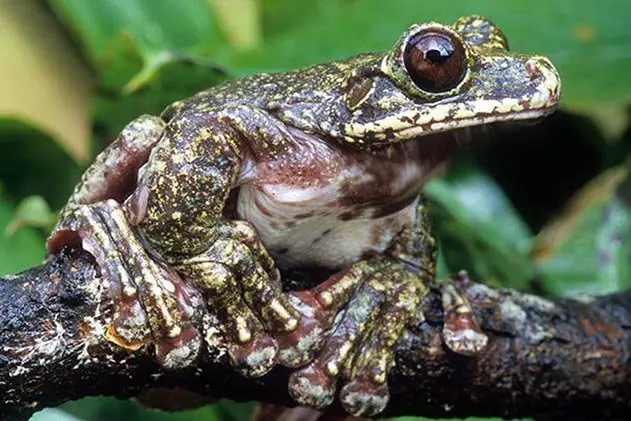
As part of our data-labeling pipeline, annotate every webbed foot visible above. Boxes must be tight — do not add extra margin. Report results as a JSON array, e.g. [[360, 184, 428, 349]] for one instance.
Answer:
[[287, 260, 488, 417]]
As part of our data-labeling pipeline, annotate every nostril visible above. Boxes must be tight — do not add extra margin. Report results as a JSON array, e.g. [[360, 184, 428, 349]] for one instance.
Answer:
[[525, 59, 540, 79]]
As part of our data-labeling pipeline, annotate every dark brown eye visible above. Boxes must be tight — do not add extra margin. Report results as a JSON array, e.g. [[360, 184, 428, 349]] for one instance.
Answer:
[[403, 30, 467, 93]]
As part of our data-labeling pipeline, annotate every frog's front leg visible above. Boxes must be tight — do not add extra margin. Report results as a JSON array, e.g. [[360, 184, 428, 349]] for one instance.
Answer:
[[50, 108, 323, 377], [134, 109, 332, 376], [287, 197, 488, 417], [51, 199, 202, 368]]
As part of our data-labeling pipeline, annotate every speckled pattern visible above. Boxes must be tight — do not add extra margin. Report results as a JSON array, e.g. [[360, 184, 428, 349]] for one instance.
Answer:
[[46, 15, 560, 417]]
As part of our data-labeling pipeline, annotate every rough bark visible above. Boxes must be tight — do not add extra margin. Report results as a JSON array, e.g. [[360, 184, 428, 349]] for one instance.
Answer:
[[0, 248, 629, 421]]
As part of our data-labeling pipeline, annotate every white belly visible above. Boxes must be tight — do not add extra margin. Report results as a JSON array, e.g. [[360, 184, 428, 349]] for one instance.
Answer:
[[236, 183, 418, 269]]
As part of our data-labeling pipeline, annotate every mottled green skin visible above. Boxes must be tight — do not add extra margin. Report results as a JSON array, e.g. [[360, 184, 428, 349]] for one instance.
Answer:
[[47, 15, 561, 417]]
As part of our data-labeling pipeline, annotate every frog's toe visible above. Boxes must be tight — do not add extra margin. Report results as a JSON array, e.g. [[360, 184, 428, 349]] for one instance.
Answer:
[[229, 334, 279, 378], [177, 257, 280, 377], [176, 220, 309, 377], [440, 271, 488, 356], [339, 381, 389, 418], [288, 362, 337, 409], [275, 291, 331, 368]]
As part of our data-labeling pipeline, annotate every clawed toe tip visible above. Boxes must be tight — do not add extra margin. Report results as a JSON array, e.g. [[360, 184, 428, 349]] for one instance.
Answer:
[[443, 326, 488, 356], [288, 363, 337, 409], [230, 335, 279, 377], [155, 326, 202, 369], [277, 316, 327, 368], [340, 380, 389, 417]]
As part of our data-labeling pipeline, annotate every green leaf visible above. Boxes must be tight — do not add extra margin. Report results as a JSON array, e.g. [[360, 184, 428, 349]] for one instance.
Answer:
[[59, 397, 223, 421], [48, 0, 226, 90], [5, 195, 57, 236], [532, 162, 631, 296], [427, 158, 535, 290], [30, 408, 82, 421], [94, 52, 227, 137], [0, 192, 45, 277], [0, 119, 82, 209], [391, 417, 505, 421]]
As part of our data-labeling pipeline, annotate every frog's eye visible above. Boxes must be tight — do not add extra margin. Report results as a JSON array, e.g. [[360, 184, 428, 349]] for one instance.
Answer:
[[403, 29, 467, 93]]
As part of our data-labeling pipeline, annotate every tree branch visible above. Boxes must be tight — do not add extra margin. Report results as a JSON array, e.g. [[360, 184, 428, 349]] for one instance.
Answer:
[[1, 249, 630, 421]]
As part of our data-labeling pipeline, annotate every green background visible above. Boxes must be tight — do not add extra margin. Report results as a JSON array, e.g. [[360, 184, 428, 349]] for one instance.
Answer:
[[1, 0, 630, 420]]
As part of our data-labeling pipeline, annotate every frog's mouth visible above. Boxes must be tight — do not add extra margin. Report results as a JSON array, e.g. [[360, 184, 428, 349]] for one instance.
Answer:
[[343, 100, 558, 145], [412, 105, 554, 139]]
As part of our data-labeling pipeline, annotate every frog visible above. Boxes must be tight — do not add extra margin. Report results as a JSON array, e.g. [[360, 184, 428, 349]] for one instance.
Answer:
[[46, 15, 560, 417]]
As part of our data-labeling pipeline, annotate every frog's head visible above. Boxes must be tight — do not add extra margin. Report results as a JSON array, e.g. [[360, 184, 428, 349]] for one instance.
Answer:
[[338, 15, 561, 146]]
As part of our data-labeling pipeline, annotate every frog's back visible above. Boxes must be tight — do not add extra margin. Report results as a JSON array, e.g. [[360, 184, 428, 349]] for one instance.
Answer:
[[160, 53, 383, 120]]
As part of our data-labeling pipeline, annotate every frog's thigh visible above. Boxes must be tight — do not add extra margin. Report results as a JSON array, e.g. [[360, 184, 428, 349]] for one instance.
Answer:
[[388, 200, 487, 356], [54, 199, 201, 369], [59, 115, 165, 217]]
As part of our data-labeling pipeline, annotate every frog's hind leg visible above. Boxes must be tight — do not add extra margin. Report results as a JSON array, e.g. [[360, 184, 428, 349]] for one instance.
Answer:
[[287, 257, 425, 416], [288, 197, 488, 417]]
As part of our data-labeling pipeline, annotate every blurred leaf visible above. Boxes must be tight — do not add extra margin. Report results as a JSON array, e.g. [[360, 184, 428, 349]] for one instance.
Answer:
[[59, 396, 223, 421], [392, 417, 505, 421], [6, 196, 56, 237], [208, 0, 261, 51], [427, 158, 535, 290], [94, 52, 228, 137], [532, 162, 631, 296], [31, 408, 83, 421], [214, 400, 255, 421], [47, 0, 631, 106], [0, 193, 45, 277], [50, 0, 229, 137], [0, 119, 82, 209], [0, 0, 92, 163], [48, 0, 226, 91]]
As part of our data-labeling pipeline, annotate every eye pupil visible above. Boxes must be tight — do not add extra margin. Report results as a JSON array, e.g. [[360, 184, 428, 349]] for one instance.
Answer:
[[426, 48, 450, 63], [403, 30, 467, 93]]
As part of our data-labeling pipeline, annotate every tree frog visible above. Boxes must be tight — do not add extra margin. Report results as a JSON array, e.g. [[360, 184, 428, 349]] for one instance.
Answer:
[[47, 15, 560, 417]]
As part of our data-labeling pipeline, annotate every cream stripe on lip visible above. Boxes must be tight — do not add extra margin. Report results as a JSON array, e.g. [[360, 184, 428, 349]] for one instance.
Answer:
[[344, 97, 558, 141], [343, 106, 555, 143]]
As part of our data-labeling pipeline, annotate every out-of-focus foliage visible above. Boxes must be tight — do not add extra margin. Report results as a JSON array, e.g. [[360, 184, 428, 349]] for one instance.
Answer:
[[1, 0, 630, 420]]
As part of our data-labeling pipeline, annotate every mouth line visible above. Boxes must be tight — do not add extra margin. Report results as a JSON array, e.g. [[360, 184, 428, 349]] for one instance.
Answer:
[[343, 96, 560, 143], [379, 104, 558, 140]]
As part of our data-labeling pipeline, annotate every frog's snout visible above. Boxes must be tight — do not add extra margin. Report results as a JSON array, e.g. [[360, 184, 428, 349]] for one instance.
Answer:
[[527, 56, 562, 108]]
